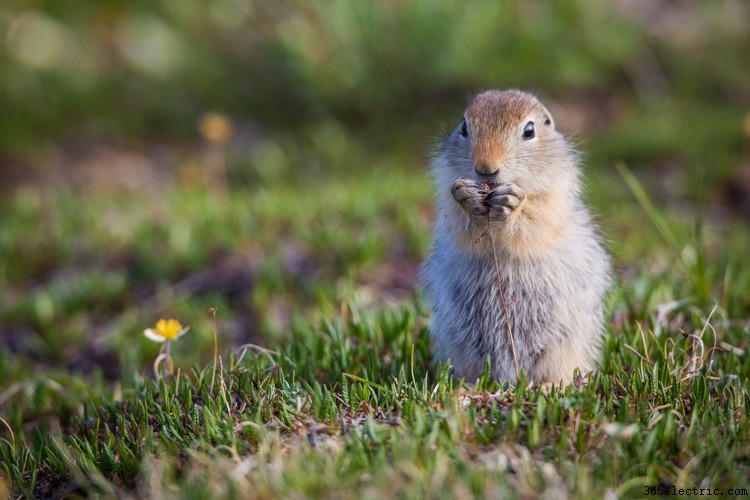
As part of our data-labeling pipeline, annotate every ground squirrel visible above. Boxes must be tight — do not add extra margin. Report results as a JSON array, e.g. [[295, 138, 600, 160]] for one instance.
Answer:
[[422, 89, 611, 385]]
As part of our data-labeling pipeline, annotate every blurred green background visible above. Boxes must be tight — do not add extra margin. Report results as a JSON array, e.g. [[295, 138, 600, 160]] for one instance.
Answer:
[[1, 1, 749, 385]]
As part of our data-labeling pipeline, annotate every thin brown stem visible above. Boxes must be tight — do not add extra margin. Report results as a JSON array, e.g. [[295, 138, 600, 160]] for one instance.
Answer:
[[482, 213, 520, 380], [0, 415, 15, 453]]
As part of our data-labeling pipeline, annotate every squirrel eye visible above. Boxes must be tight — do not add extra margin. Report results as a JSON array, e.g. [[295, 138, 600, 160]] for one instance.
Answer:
[[460, 119, 468, 138], [522, 121, 535, 140]]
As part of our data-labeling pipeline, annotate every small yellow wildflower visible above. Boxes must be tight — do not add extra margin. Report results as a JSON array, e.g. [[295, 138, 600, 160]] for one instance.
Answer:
[[144, 319, 189, 343], [199, 112, 233, 145]]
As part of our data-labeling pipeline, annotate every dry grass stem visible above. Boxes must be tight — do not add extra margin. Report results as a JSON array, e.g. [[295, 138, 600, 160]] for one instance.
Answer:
[[481, 210, 519, 380], [0, 416, 15, 453], [218, 355, 231, 414]]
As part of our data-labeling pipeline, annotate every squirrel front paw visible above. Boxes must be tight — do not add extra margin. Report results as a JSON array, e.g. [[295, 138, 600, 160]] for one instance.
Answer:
[[451, 178, 526, 222], [485, 183, 526, 221], [451, 178, 488, 217]]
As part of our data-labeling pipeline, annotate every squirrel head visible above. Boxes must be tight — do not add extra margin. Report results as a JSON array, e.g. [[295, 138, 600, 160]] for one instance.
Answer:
[[439, 89, 578, 193]]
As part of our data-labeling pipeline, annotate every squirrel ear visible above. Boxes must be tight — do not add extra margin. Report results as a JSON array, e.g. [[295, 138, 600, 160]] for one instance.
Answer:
[[544, 114, 554, 128], [538, 101, 554, 129]]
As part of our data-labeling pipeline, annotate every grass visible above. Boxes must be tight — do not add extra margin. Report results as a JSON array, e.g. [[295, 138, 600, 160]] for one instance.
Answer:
[[1, 297, 749, 497], [1, 163, 749, 497]]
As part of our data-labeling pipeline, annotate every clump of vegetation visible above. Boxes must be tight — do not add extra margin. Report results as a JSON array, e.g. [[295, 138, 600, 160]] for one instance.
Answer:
[[1, 169, 749, 496], [1, 295, 749, 497]]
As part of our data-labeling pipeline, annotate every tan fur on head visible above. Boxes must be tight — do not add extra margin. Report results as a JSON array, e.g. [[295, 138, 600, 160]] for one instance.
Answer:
[[421, 89, 610, 386], [435, 89, 578, 258], [466, 90, 553, 175]]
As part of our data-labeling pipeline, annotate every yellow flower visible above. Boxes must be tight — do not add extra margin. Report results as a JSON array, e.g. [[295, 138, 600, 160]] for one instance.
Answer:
[[198, 112, 233, 145], [144, 319, 189, 343]]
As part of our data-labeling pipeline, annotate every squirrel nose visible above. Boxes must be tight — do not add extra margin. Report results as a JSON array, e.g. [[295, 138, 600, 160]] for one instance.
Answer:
[[475, 164, 499, 176]]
